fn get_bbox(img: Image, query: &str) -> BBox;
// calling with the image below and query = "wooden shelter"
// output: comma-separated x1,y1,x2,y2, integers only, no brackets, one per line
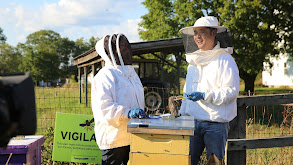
74,37,185,106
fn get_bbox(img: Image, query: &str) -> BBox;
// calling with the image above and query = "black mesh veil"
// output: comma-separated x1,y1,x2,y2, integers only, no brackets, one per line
181,28,233,54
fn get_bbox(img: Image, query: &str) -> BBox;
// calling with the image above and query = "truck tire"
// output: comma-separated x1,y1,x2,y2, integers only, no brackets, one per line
144,91,162,112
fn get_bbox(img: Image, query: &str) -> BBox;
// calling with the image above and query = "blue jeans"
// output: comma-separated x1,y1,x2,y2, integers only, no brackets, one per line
190,120,229,165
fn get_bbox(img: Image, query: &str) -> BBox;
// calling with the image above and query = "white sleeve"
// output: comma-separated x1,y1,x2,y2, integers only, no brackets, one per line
91,73,129,127
204,58,239,106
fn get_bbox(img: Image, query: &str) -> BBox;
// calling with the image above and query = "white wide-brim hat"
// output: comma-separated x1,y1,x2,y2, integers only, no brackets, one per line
179,16,228,35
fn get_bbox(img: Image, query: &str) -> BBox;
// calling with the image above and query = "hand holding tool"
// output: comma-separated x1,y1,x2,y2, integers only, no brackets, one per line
186,92,205,102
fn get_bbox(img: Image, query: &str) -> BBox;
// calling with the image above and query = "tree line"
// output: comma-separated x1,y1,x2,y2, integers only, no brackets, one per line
0,28,99,84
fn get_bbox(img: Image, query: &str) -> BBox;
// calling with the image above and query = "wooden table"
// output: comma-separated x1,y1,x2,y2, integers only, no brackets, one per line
127,116,194,165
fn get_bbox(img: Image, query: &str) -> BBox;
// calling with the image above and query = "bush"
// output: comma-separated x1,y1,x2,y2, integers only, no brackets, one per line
41,127,54,164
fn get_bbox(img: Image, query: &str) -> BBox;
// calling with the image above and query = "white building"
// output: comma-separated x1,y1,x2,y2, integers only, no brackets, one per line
262,53,293,87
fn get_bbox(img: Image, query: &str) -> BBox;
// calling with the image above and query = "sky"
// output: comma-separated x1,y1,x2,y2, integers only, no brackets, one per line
0,0,148,47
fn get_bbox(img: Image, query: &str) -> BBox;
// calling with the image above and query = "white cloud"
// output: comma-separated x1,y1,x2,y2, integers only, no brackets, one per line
0,0,146,46
110,18,142,42
127,19,142,42
0,7,14,25
93,18,143,43
16,34,26,43
13,5,43,32
41,0,132,28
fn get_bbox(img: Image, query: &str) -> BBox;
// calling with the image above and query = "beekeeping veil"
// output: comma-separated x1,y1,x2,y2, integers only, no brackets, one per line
179,16,233,55
95,33,132,72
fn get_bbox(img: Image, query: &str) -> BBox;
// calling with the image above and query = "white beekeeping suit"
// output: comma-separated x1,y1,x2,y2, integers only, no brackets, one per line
91,34,144,150
179,42,239,122
179,17,240,122
178,16,240,165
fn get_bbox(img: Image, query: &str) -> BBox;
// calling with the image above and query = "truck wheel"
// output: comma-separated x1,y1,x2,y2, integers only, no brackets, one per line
144,91,162,111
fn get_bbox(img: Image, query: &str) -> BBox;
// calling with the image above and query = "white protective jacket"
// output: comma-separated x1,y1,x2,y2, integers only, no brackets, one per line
91,34,144,150
179,42,239,122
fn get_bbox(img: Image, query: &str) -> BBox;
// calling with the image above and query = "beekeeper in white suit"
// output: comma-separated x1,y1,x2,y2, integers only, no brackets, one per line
91,33,146,165
179,16,240,164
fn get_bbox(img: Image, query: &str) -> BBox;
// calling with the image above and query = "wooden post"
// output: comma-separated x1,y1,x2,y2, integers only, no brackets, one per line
226,105,246,165
84,66,88,106
78,67,82,104
92,64,97,77
227,136,293,151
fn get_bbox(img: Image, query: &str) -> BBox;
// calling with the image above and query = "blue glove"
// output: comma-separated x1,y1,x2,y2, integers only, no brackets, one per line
128,108,147,118
185,92,205,102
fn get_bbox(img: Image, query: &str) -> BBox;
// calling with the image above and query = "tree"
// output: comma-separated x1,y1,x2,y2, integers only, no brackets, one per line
74,37,92,58
18,30,61,82
58,36,100,79
0,28,6,44
73,36,99,57
56,37,76,78
88,36,99,48
139,0,177,40
219,0,292,93
0,43,21,73
139,0,293,93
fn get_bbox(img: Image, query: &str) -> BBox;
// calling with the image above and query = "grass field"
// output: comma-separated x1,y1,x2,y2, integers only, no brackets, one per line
35,85,293,164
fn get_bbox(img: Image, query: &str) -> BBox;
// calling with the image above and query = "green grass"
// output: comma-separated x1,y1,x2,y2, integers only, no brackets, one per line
247,147,293,165
254,87,293,95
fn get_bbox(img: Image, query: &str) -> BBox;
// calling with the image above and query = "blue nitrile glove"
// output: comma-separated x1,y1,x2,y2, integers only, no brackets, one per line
186,92,205,102
128,108,147,118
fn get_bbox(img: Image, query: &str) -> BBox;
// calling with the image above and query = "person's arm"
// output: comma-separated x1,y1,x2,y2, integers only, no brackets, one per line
91,72,129,127
204,57,239,105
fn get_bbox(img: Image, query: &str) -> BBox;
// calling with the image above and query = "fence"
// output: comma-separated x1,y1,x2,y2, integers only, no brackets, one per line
36,85,178,133
227,94,293,165
36,86,293,164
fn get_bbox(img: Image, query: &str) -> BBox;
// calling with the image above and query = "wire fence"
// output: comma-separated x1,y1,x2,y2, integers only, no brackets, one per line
239,91,293,164
36,86,179,133
245,104,293,164
36,86,293,164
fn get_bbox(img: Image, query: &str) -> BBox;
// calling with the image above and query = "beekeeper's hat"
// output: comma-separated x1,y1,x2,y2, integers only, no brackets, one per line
179,16,232,53
179,16,228,35
95,33,131,67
